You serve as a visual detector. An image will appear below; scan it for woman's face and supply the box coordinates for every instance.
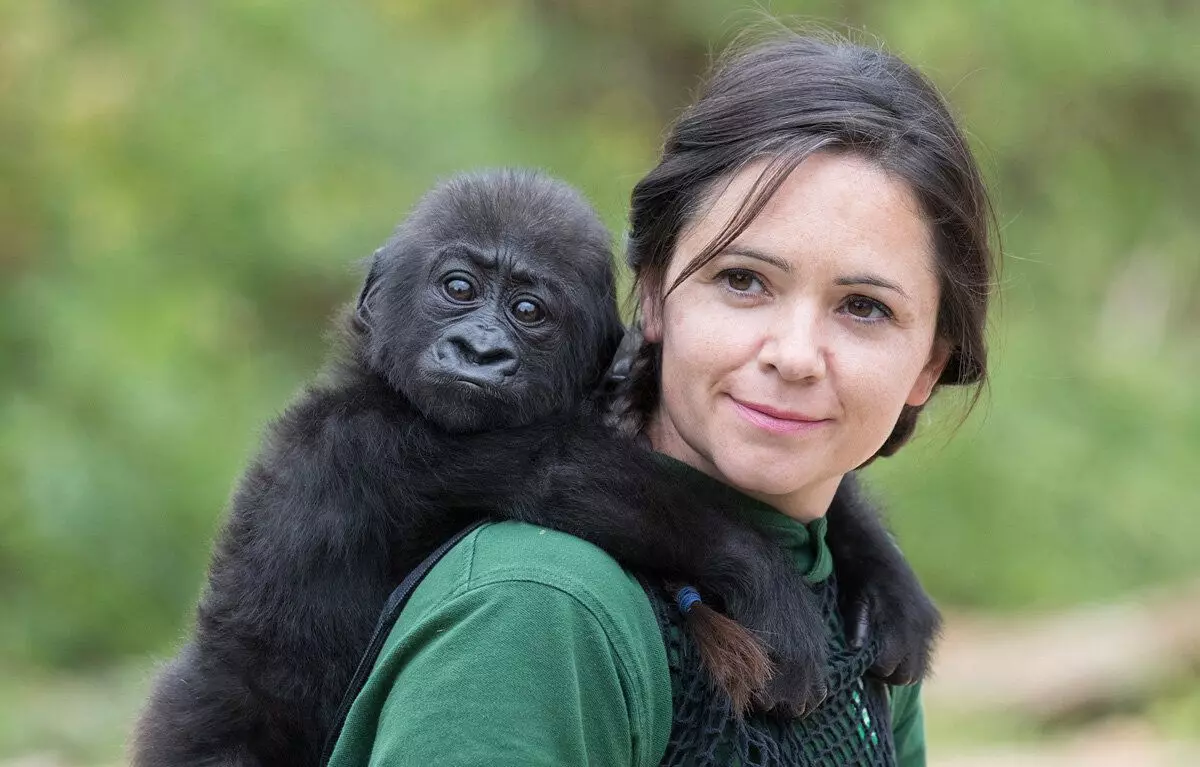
[643,152,949,520]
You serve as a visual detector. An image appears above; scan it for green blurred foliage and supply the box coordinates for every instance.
[1,0,1197,671]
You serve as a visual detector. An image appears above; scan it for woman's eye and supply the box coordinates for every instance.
[721,269,763,293]
[443,277,476,302]
[844,296,890,320]
[511,298,545,324]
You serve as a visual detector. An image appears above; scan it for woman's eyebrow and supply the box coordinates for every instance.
[723,245,793,272]
[725,246,912,300]
[835,274,910,299]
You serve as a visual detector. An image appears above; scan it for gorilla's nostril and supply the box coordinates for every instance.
[449,337,477,363]
[477,348,517,372]
[446,335,519,377]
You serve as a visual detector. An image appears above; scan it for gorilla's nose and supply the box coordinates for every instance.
[441,330,519,381]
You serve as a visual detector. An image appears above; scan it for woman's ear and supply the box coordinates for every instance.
[640,290,663,344]
[906,338,952,407]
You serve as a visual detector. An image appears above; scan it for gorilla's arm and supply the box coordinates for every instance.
[431,413,937,701]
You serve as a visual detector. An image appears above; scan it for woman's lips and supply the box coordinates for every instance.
[729,396,830,434]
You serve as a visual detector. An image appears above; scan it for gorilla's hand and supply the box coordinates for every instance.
[826,474,941,686]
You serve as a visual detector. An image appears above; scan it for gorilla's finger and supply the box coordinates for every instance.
[847,597,871,650]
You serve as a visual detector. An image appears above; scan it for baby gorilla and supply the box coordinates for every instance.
[132,170,938,767]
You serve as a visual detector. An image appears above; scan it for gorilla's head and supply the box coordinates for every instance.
[354,169,624,432]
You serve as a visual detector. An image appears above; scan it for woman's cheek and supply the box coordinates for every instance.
[842,344,925,449]
[666,295,753,375]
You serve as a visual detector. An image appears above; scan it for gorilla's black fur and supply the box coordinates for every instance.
[132,170,938,766]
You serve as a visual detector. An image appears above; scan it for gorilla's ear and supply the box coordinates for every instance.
[353,248,386,332]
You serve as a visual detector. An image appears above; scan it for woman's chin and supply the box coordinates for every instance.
[712,451,824,500]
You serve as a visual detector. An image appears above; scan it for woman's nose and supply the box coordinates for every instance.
[758,305,827,382]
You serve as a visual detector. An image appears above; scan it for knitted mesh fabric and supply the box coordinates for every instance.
[643,575,897,767]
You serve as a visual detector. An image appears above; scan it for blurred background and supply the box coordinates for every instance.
[2,1,1197,764]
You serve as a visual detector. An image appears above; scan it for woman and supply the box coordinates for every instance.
[328,31,993,767]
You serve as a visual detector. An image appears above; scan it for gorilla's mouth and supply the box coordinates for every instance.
[407,376,522,433]
[447,376,513,401]
[411,373,507,410]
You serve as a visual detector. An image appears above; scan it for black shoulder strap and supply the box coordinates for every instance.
[321,520,488,765]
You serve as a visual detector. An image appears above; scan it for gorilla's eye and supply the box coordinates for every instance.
[443,276,476,302]
[511,298,546,325]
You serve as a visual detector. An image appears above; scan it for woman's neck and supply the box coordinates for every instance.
[646,411,840,523]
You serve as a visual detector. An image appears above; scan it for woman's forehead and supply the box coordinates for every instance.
[674,152,937,285]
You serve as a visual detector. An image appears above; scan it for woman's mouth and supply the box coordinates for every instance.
[728,396,831,434]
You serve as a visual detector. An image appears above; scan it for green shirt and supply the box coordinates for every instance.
[328,481,926,766]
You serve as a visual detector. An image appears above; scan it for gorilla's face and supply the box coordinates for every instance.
[358,171,623,433]
[383,241,597,432]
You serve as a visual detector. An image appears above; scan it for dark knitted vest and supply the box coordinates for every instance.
[643,575,897,767]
